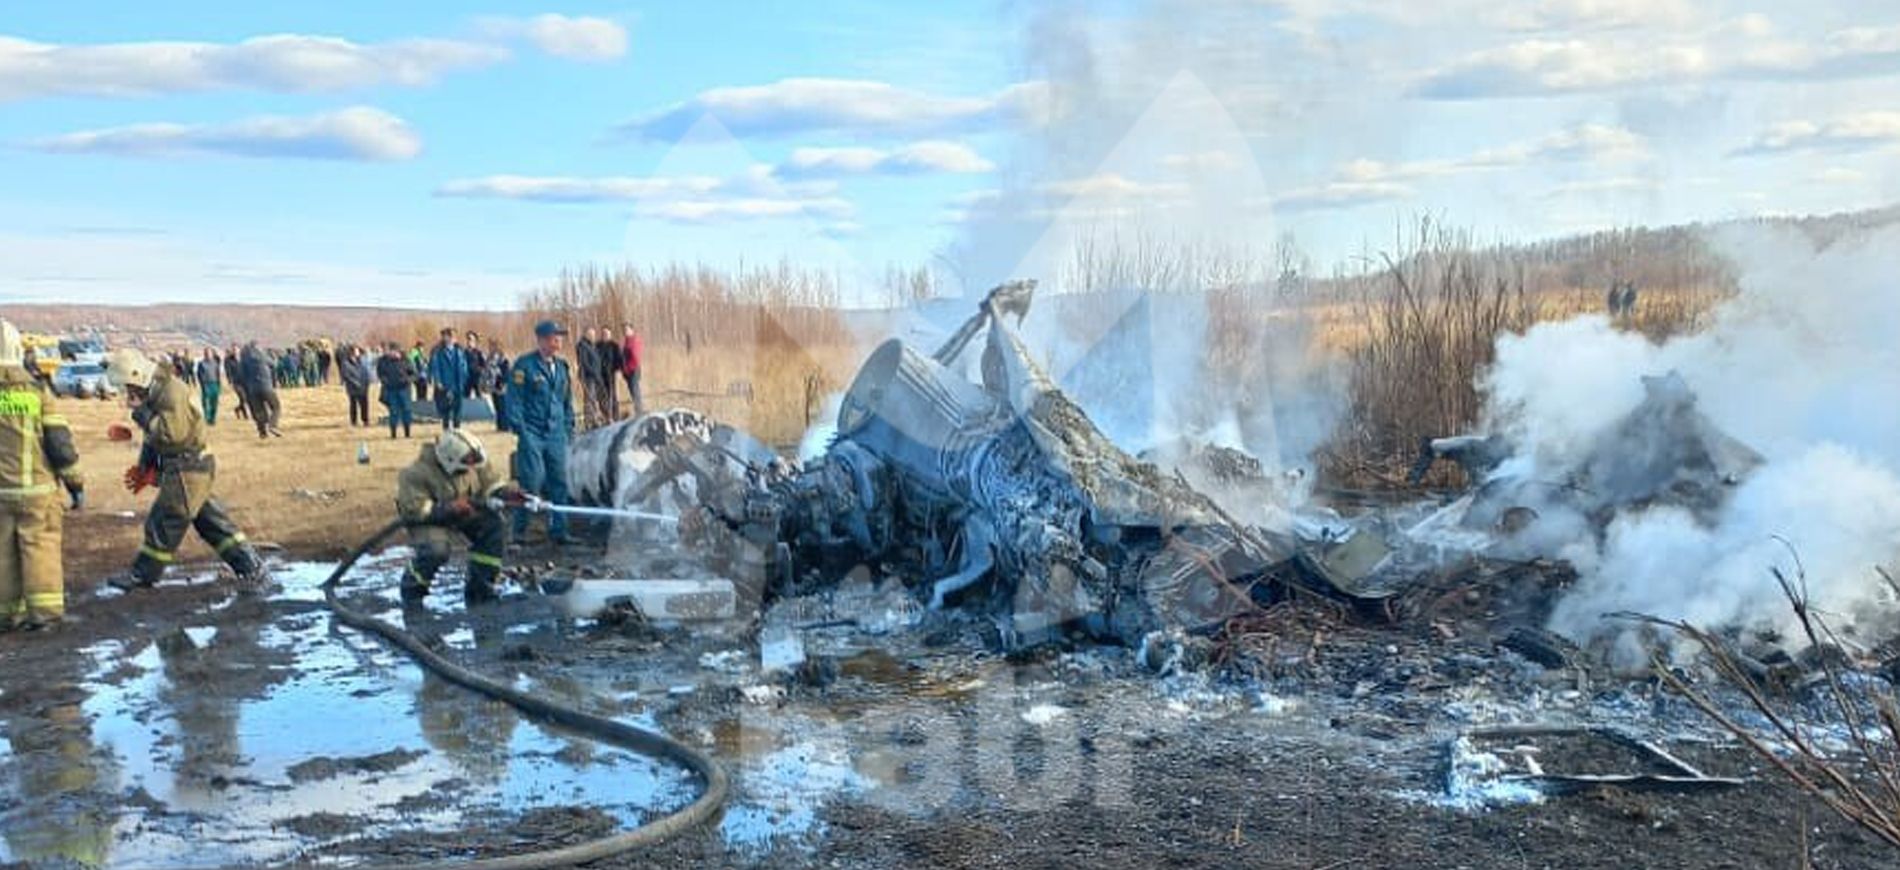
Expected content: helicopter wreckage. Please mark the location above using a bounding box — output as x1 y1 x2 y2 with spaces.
558 281 1375 649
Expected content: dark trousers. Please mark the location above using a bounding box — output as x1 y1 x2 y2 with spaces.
247 386 280 436
200 382 221 425
623 371 644 415
384 387 413 438
434 390 463 430
131 456 262 583
347 388 370 427
404 511 506 604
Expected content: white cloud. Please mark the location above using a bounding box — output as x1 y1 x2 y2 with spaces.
1733 111 1900 155
479 14 628 61
27 107 421 161
436 174 723 202
1810 166 1868 184
1413 39 1712 99
1415 23 1900 100
1543 176 1657 197
1271 123 1648 211
1491 0 1699 33
1160 150 1243 172
0 34 507 102
1273 180 1413 212
780 141 994 178
437 169 851 225
635 197 854 223
617 77 1052 140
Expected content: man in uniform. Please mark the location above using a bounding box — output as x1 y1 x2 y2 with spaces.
503 320 576 545
0 320 83 630
103 349 270 591
395 429 525 605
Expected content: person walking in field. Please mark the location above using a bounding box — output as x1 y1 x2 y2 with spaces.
224 345 249 421
504 321 576 545
377 342 416 439
103 348 268 593
239 341 282 439
195 348 222 426
620 324 645 416
0 320 84 631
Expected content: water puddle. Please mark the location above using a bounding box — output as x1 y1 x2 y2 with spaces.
0 561 691 867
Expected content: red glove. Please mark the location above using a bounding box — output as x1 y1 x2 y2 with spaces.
497 486 530 507
123 465 158 495
106 422 136 443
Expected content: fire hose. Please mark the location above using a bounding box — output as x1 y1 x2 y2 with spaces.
318 516 729 869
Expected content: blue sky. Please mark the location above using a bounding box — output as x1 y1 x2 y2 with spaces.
2 1 1898 308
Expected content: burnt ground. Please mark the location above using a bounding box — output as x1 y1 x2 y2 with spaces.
0 551 1895 870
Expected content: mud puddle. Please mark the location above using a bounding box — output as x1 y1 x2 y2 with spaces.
0 559 690 867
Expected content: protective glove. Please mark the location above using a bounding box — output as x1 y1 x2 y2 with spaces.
65 482 85 512
431 497 475 523
106 422 136 443
122 465 158 495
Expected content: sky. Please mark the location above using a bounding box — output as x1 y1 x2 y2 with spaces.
1 0 1897 308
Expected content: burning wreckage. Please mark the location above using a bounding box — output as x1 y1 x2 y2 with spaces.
556 281 1845 685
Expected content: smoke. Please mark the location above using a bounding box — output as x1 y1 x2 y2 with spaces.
1480 222 1900 659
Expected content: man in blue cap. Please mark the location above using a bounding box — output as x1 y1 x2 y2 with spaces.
503 320 576 545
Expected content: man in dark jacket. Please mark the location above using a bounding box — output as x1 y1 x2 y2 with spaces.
595 329 621 423
376 342 416 439
224 345 248 420
463 331 487 400
239 342 282 439
427 328 469 430
340 345 373 427
575 327 604 429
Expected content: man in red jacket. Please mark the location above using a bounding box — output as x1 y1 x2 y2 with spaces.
620 324 645 416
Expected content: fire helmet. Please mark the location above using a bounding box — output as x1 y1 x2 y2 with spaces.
105 348 158 390
434 428 487 473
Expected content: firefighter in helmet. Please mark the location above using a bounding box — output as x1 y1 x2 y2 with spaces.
0 319 83 630
103 348 268 591
396 429 525 605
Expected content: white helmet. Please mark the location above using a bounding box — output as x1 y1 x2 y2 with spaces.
0 321 20 368
105 348 157 390
434 428 487 474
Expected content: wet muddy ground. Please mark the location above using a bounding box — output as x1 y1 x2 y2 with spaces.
2 550 1895 868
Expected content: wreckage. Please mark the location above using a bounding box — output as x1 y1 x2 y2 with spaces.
566 281 1285 648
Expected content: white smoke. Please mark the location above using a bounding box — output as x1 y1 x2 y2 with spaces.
1481 223 1900 659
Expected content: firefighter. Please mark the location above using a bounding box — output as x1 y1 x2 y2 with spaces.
102 349 269 591
396 429 525 605
0 320 83 630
